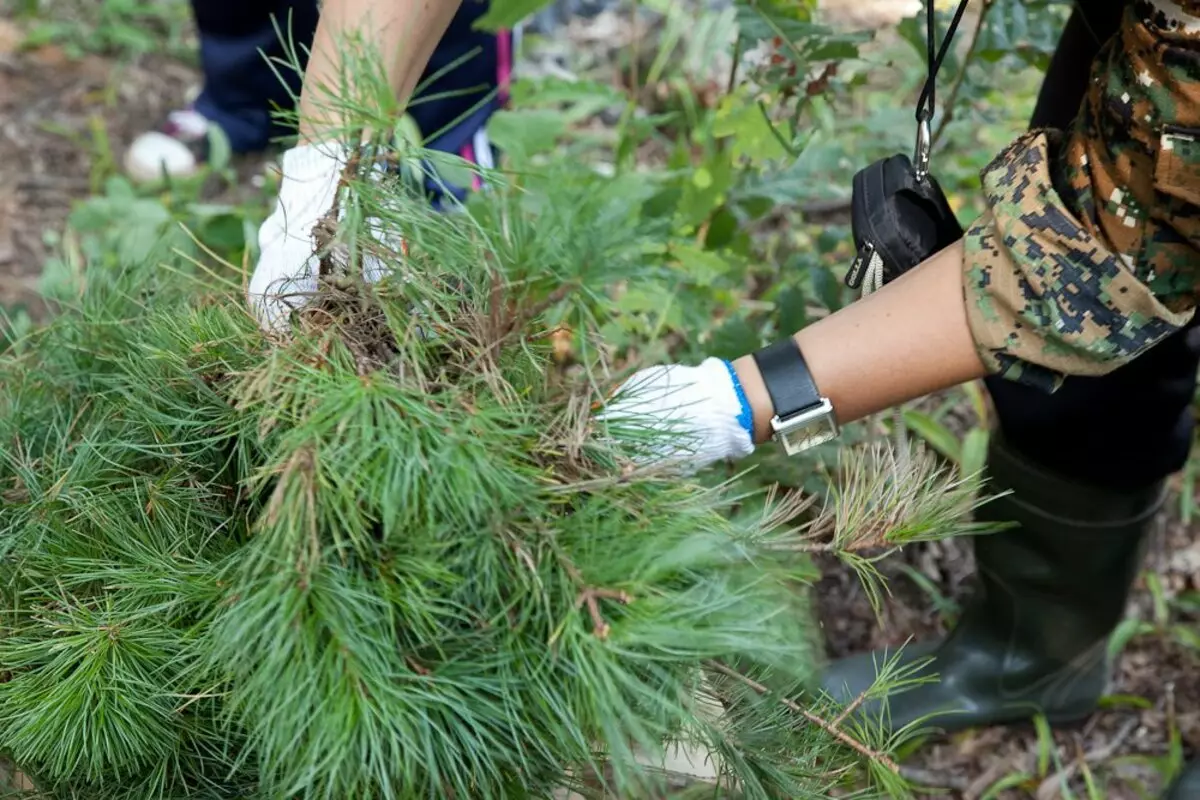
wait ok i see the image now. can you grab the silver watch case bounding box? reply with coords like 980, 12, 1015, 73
770, 398, 839, 456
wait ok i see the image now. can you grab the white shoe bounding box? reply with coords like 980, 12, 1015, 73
124, 105, 212, 182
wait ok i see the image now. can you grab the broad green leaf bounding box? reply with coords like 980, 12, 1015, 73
702, 207, 741, 250
616, 284, 676, 315
960, 380, 990, 426
677, 150, 733, 226
671, 244, 732, 286
1171, 624, 1200, 651
196, 214, 248, 256
1147, 571, 1169, 626
508, 77, 625, 118
205, 123, 232, 173
902, 410, 961, 463
734, 0, 816, 45
808, 37, 866, 61
472, 0, 556, 31
1097, 693, 1154, 711
713, 95, 789, 162
707, 315, 763, 360
485, 109, 568, 157
732, 144, 847, 206
980, 773, 1034, 800
424, 150, 480, 193
959, 427, 988, 482
773, 285, 808, 333
1106, 618, 1153, 663
808, 262, 844, 312
1032, 713, 1053, 776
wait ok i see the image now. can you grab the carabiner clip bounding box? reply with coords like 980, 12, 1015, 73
913, 117, 932, 184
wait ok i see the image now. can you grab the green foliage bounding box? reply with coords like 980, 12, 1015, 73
474, 0, 558, 32
34, 121, 265, 308
12, 0, 195, 61
0, 128, 925, 796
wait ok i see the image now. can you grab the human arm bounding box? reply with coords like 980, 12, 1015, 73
601, 238, 986, 465
603, 0, 1200, 467
732, 239, 985, 442
248, 0, 465, 332
296, 0, 465, 144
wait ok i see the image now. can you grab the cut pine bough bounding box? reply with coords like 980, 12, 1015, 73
0, 165, 900, 799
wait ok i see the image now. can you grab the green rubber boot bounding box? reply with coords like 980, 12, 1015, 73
1166, 762, 1200, 799
819, 433, 1166, 736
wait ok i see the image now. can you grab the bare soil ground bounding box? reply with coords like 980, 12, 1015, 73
0, 18, 197, 315
1, 3, 1198, 798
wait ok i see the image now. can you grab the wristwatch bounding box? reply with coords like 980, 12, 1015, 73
751, 339, 840, 455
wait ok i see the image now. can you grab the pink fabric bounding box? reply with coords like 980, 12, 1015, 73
455, 26, 511, 194
460, 142, 484, 191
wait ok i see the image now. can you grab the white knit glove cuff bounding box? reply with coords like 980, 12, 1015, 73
603, 357, 756, 470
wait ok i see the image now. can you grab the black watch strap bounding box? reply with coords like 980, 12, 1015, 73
751, 339, 822, 420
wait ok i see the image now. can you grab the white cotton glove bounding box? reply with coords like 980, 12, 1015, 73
247, 141, 403, 333
596, 357, 757, 472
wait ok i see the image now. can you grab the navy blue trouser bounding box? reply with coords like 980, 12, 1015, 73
992, 0, 1200, 491
191, 0, 513, 202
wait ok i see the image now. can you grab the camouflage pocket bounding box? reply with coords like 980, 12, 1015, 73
1158, 125, 1200, 193
1142, 126, 1200, 299
1154, 126, 1200, 228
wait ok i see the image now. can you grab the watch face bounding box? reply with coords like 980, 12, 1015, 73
771, 400, 839, 456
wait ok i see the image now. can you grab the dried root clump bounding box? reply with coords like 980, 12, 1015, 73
295, 277, 403, 376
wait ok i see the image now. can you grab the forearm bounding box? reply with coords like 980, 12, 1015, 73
732, 241, 986, 442
297, 0, 465, 143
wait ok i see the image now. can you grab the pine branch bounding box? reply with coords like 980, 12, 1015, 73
706, 661, 900, 775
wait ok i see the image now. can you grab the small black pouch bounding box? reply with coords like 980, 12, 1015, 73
845, 153, 963, 291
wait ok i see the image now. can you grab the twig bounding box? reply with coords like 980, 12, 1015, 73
16, 176, 92, 192
930, 0, 992, 147
575, 587, 633, 640
831, 687, 871, 728
510, 281, 578, 337
558, 554, 634, 640
1083, 716, 1139, 763
897, 765, 969, 792
799, 198, 852, 216
312, 138, 373, 278
964, 761, 1012, 800
725, 36, 741, 97
706, 661, 900, 774
404, 655, 431, 676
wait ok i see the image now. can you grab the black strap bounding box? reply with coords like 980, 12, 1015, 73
915, 0, 972, 125
752, 339, 822, 420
